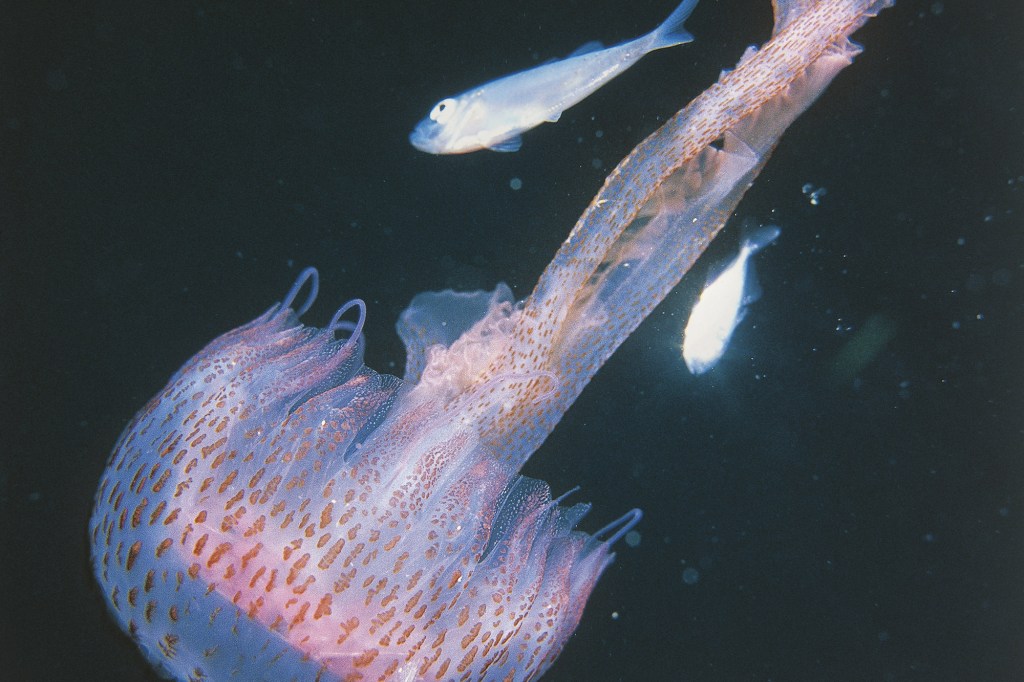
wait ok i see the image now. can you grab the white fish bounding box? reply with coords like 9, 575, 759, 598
682, 226, 781, 374
410, 0, 700, 155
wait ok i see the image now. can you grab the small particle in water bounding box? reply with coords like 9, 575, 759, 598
591, 157, 602, 169
898, 379, 911, 400
624, 530, 641, 548
930, 2, 944, 15
610, 611, 619, 620
595, 129, 604, 138
998, 507, 1010, 517
951, 320, 961, 330
956, 237, 966, 246
509, 177, 523, 191
922, 532, 936, 543
878, 630, 891, 642
682, 567, 700, 585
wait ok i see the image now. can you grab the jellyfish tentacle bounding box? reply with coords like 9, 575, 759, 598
329, 298, 367, 350
279, 266, 320, 316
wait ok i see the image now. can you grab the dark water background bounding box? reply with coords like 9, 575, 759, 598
3, 1, 1022, 680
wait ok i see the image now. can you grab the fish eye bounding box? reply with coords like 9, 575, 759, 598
430, 98, 457, 124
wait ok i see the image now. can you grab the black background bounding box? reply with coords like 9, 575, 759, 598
3, 1, 1022, 680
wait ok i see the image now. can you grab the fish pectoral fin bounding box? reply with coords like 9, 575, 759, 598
488, 135, 523, 152
545, 111, 562, 123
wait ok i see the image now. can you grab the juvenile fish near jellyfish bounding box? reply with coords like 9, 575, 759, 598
90, 1, 893, 680
409, 0, 700, 154
682, 225, 780, 374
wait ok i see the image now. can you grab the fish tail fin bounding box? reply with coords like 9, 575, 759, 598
741, 224, 781, 256
649, 0, 700, 50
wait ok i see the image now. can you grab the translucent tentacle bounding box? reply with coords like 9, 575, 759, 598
592, 508, 643, 547
279, 266, 319, 316
328, 298, 367, 351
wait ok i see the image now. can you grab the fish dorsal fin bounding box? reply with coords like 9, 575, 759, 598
488, 135, 523, 152
568, 40, 605, 58
771, 0, 818, 35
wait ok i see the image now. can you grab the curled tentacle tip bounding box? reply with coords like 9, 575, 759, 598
280, 267, 320, 317
329, 298, 367, 350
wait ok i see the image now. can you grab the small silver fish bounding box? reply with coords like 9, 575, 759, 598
682, 225, 780, 375
410, 0, 700, 154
